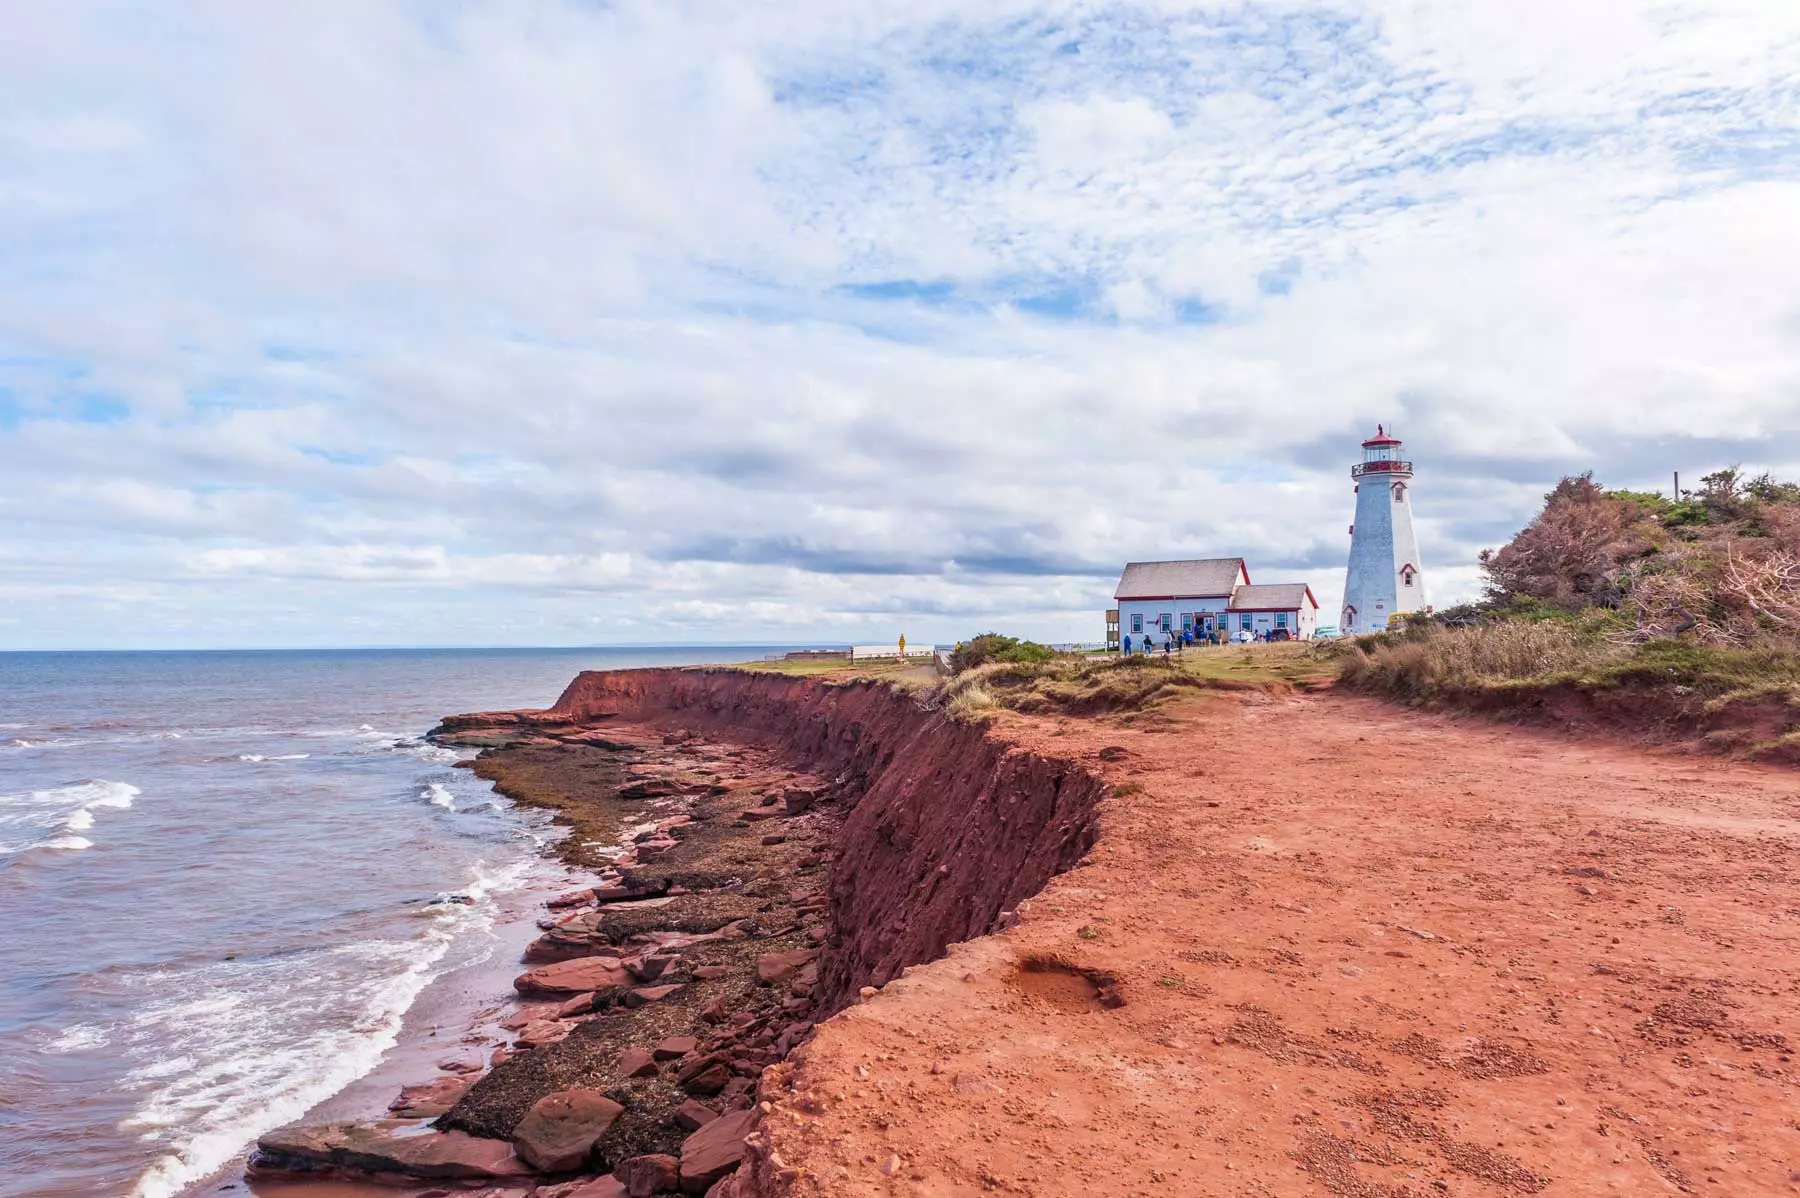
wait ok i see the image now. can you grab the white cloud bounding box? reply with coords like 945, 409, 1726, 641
0, 0, 1797, 647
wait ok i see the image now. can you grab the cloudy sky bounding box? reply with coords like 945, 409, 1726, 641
3, 1, 1797, 649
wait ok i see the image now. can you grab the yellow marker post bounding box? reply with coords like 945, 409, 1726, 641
898, 634, 907, 658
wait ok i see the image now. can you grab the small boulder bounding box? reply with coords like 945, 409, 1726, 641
619, 1153, 679, 1198
556, 992, 600, 1019
781, 788, 818, 816
654, 1035, 697, 1060
388, 1074, 472, 1119
739, 808, 781, 822
678, 1058, 731, 1096
677, 1109, 758, 1193
690, 966, 728, 981
622, 984, 682, 1008
511, 1090, 625, 1173
513, 1020, 572, 1049
674, 1099, 719, 1131
617, 1047, 658, 1078
624, 954, 675, 983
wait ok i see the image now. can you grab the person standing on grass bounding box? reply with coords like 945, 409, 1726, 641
1123, 632, 1131, 656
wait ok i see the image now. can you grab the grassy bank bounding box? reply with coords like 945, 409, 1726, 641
1334, 620, 1800, 758
936, 642, 1335, 720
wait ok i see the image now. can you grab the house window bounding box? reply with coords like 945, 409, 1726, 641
1240, 613, 1254, 632
1131, 614, 1143, 633
1159, 614, 1172, 632
1275, 612, 1288, 628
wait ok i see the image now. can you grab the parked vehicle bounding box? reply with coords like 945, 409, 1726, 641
1312, 625, 1340, 640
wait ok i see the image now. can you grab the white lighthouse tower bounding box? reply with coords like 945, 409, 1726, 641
1341, 426, 1424, 634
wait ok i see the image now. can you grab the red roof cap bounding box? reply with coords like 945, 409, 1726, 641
1362, 423, 1403, 447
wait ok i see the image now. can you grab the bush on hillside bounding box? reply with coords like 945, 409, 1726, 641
949, 633, 1056, 673
1477, 469, 1800, 646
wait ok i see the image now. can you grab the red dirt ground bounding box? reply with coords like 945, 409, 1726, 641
751, 689, 1800, 1197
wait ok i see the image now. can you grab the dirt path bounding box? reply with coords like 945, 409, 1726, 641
754, 690, 1800, 1197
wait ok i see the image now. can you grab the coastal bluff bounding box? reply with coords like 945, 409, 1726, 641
253, 667, 1107, 1196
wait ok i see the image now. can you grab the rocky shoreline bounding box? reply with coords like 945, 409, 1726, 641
248, 697, 846, 1196
244, 666, 1106, 1198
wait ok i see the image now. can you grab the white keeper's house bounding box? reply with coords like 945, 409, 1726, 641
1106, 557, 1320, 647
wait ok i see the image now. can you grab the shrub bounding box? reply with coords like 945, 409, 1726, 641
949, 633, 1056, 673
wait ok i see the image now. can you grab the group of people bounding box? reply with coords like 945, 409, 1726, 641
1121, 623, 1249, 656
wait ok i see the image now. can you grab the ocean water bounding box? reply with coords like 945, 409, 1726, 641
0, 647, 781, 1198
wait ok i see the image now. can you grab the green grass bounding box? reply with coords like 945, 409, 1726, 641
934, 642, 1339, 721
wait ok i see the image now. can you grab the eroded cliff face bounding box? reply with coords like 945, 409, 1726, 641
544, 669, 1105, 1013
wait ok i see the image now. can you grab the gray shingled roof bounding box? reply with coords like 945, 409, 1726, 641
1114, 558, 1246, 600
1228, 583, 1316, 611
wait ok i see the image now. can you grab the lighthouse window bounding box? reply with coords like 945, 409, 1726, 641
1401, 565, 1417, 587
1392, 482, 1407, 501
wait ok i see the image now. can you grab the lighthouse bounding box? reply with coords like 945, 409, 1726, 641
1341, 426, 1424, 634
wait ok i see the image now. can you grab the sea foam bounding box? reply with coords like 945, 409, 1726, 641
0, 780, 140, 855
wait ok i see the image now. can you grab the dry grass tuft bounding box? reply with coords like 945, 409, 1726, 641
1337, 621, 1615, 702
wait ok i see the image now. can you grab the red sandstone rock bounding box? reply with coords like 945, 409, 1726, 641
618, 1152, 679, 1197
623, 954, 673, 983
740, 808, 781, 822
680, 1062, 731, 1096
556, 992, 599, 1019
534, 1175, 628, 1198
502, 1004, 559, 1031
782, 787, 819, 815
691, 966, 728, 980
759, 834, 786, 846
511, 1090, 625, 1173
388, 1074, 473, 1118
514, 1020, 572, 1049
622, 984, 681, 1007
755, 948, 819, 986
516, 956, 629, 998
547, 888, 595, 909
699, 996, 729, 1023
675, 1099, 719, 1131
655, 1035, 698, 1060
617, 1047, 658, 1078
678, 1109, 758, 1193
254, 1124, 530, 1181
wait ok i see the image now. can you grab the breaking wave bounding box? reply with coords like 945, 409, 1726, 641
0, 781, 140, 856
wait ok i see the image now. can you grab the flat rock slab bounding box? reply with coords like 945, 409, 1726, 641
512, 1090, 626, 1173
256, 1123, 531, 1181
515, 956, 629, 998
678, 1109, 758, 1193
755, 948, 820, 986
532, 1174, 629, 1197
388, 1074, 474, 1118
